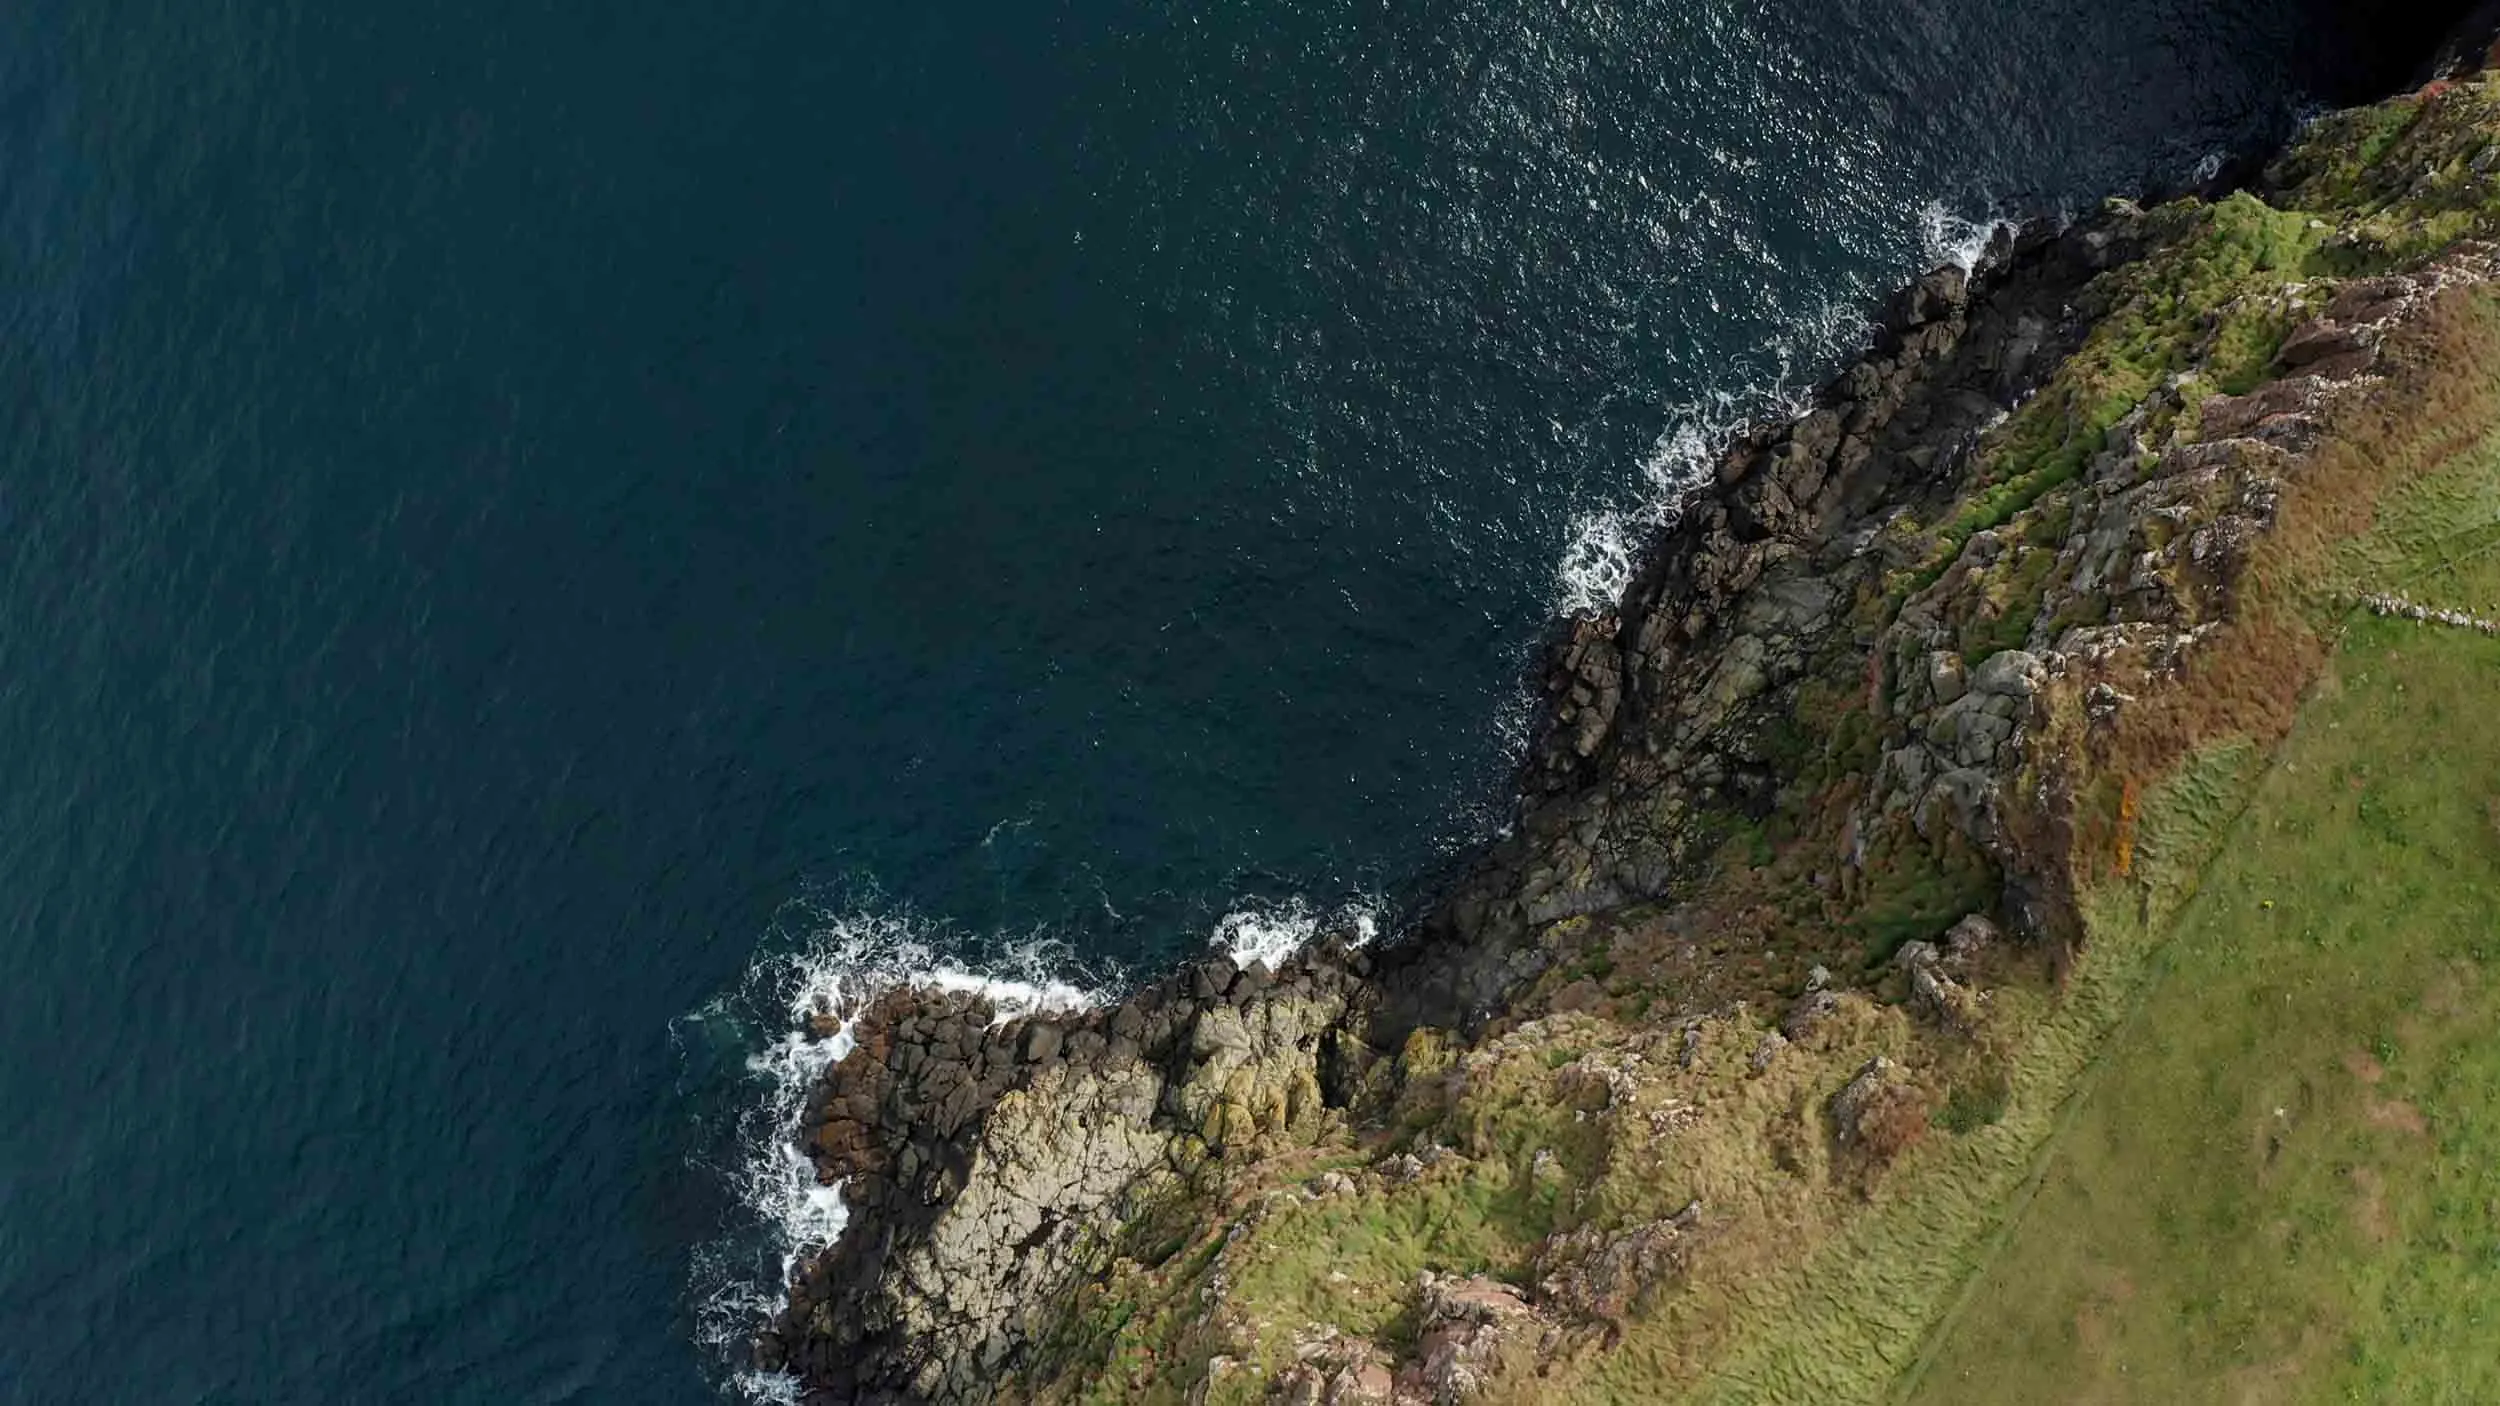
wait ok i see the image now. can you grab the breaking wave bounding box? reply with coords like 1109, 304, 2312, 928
1554, 406, 1759, 617
686, 891, 1374, 1401
1552, 200, 2021, 621
684, 905, 1106, 1404
1553, 309, 1850, 619
1209, 896, 1380, 969
1920, 199, 2017, 273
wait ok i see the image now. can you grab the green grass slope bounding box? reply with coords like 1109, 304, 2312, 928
1909, 422, 2500, 1405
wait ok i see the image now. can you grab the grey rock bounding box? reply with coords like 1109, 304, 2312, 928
1926, 651, 1967, 706
1020, 1022, 1062, 1065
1398, 1274, 1546, 1405
1970, 649, 2044, 698
1830, 1055, 1914, 1150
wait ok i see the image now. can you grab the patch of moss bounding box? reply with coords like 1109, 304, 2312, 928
1955, 541, 2058, 663
2206, 295, 2299, 396
2272, 82, 2500, 270
1844, 826, 1999, 962
1921, 194, 2320, 580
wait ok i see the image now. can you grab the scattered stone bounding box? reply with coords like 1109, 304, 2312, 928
2084, 681, 2136, 724
1397, 1274, 1549, 1404
1780, 988, 1843, 1041
1942, 914, 2001, 966
1909, 962, 1978, 1032
1534, 1204, 1700, 1322
2363, 592, 2500, 635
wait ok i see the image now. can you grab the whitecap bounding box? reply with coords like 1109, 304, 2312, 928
1552, 203, 2021, 623
1552, 364, 1824, 619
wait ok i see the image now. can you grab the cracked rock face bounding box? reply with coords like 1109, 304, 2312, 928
1532, 1202, 1703, 1324
1395, 1274, 1554, 1406
1855, 241, 2498, 932
877, 1061, 1170, 1399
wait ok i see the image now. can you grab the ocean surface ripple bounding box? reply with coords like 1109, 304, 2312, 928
0, 0, 2446, 1399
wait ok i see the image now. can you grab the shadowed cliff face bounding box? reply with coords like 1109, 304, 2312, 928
2351, 0, 2496, 88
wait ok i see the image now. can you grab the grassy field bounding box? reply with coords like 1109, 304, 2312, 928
1906, 445, 2500, 1403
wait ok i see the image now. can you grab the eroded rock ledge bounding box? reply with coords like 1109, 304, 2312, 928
759, 64, 2500, 1405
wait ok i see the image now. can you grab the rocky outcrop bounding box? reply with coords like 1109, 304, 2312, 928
1399, 220, 2500, 1030
1272, 1332, 1397, 1406
1381, 219, 2147, 1032
1393, 1274, 1555, 1405
762, 949, 1370, 1402
763, 60, 2500, 1403
763, 218, 2139, 1400
1532, 1199, 1704, 1324
1828, 1055, 1927, 1162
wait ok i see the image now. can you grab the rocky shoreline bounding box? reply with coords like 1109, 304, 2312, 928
758, 22, 2500, 1402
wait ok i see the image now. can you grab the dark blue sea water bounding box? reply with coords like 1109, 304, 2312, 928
0, 1, 2450, 1400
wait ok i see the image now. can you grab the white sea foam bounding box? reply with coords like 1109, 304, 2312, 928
688, 906, 1103, 1403
1554, 202, 2019, 622
1554, 357, 1825, 618
1920, 200, 2017, 273
1554, 505, 1646, 620
1209, 896, 1379, 970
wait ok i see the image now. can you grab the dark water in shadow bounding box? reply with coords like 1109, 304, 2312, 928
0, 0, 2454, 1399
